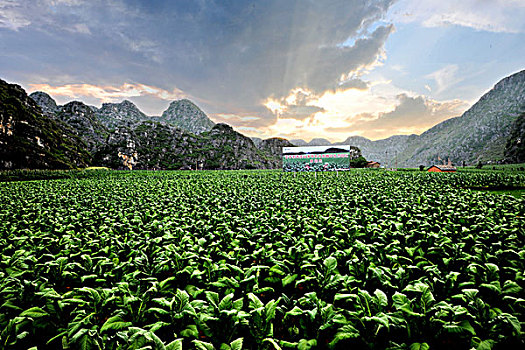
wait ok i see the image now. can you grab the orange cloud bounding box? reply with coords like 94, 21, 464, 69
27, 82, 187, 103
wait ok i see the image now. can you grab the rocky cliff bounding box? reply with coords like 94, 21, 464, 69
0, 79, 90, 169
16, 70, 525, 170
93, 122, 282, 170
56, 101, 109, 154
93, 121, 199, 170
259, 137, 294, 155
29, 91, 58, 117
503, 112, 525, 164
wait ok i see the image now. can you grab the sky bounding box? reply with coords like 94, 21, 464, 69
1, 0, 524, 141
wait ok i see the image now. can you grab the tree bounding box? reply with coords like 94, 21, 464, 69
349, 156, 368, 168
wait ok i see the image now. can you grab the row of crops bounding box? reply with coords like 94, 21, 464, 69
0, 170, 524, 349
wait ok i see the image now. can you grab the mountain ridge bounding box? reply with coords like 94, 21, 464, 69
2, 83, 289, 170
2, 69, 523, 169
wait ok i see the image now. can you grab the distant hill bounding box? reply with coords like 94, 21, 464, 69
290, 139, 308, 146
258, 138, 295, 168
0, 79, 90, 169
308, 138, 332, 146
334, 135, 415, 166
291, 138, 331, 146
95, 100, 149, 129
29, 91, 58, 117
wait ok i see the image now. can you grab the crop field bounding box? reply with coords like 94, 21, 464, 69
0, 170, 524, 349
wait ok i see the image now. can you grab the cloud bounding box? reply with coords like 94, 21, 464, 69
69, 23, 90, 34
329, 93, 469, 139
338, 78, 370, 90
0, 0, 31, 30
165, 0, 397, 112
211, 110, 277, 129
264, 88, 325, 121
425, 64, 464, 95
28, 82, 188, 104
0, 0, 90, 31
1, 1, 397, 113
281, 105, 325, 120
390, 0, 525, 33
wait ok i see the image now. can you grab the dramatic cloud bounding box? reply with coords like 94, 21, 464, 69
256, 82, 469, 142
1, 1, 396, 114
1, 0, 523, 140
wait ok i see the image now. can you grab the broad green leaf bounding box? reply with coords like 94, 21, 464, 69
323, 257, 337, 273
329, 324, 359, 347
180, 324, 199, 338
409, 343, 429, 350
219, 293, 234, 311
282, 274, 297, 287
247, 293, 264, 309
230, 337, 243, 350
20, 307, 48, 318
443, 320, 476, 335
480, 282, 501, 294
476, 339, 495, 350
265, 298, 279, 321
193, 340, 215, 350
298, 339, 317, 350
502, 280, 522, 294
499, 313, 521, 334
206, 291, 220, 309
285, 306, 304, 318
166, 338, 183, 350
100, 316, 132, 332
374, 289, 388, 307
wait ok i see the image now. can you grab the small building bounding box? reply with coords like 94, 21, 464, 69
428, 165, 457, 172
365, 161, 381, 168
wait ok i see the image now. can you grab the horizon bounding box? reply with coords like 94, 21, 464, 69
1, 1, 524, 142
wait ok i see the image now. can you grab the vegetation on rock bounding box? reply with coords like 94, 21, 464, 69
504, 112, 525, 164
0, 79, 91, 169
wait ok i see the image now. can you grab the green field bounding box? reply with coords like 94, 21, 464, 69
0, 170, 524, 349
